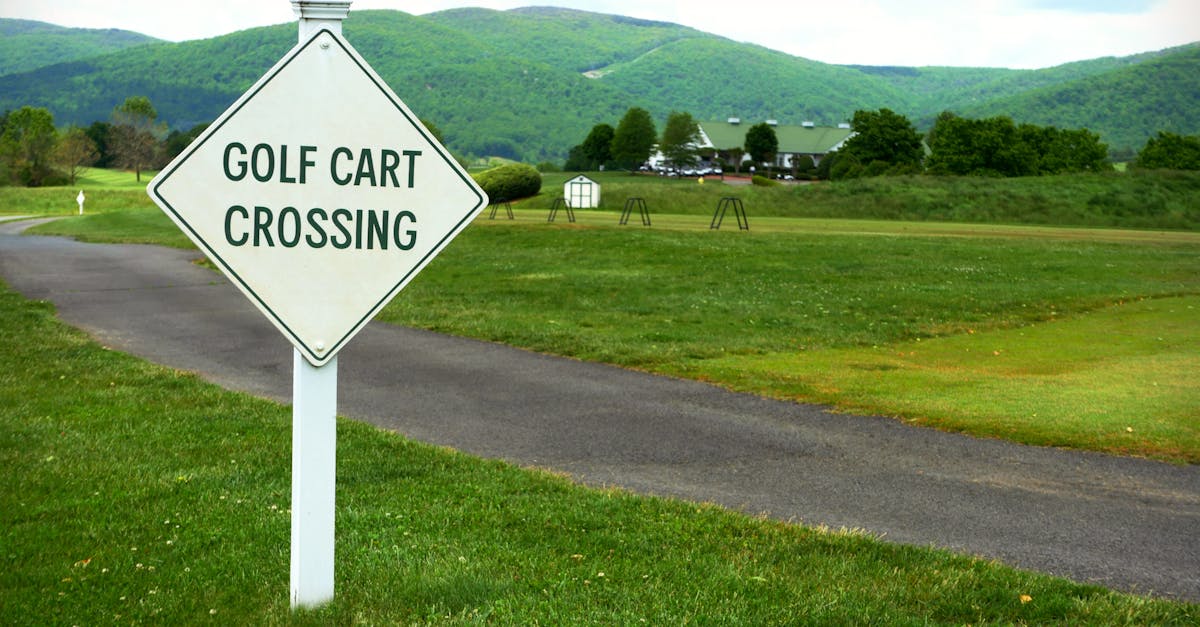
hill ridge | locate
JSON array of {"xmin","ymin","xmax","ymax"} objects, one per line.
[{"xmin": 0, "ymin": 9, "xmax": 1195, "ymax": 160}]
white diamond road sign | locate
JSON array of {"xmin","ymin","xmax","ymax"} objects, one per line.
[{"xmin": 148, "ymin": 28, "xmax": 488, "ymax": 366}]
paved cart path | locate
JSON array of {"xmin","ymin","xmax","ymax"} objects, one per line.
[{"xmin": 2, "ymin": 219, "xmax": 1197, "ymax": 601}]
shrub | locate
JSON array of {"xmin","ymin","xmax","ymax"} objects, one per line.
[
  {"xmin": 751, "ymin": 175, "xmax": 779, "ymax": 187},
  {"xmin": 1135, "ymin": 132, "xmax": 1200, "ymax": 171},
  {"xmin": 472, "ymin": 163, "xmax": 542, "ymax": 202}
]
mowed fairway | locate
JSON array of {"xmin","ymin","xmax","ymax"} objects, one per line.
[
  {"xmin": 19, "ymin": 176, "xmax": 1200, "ymax": 463},
  {"xmin": 382, "ymin": 213, "xmax": 1200, "ymax": 463}
]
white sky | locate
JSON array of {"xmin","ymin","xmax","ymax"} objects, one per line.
[{"xmin": 2, "ymin": 0, "xmax": 1198, "ymax": 69}]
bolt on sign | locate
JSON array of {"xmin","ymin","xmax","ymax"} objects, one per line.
[{"xmin": 148, "ymin": 27, "xmax": 488, "ymax": 366}]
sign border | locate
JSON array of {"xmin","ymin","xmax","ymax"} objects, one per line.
[{"xmin": 148, "ymin": 27, "xmax": 487, "ymax": 366}]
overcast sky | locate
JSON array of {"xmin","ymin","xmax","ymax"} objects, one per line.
[{"xmin": 4, "ymin": 0, "xmax": 1198, "ymax": 69}]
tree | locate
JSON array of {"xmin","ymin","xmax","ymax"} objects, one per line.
[
  {"xmin": 744, "ymin": 122, "xmax": 778, "ymax": 171},
  {"xmin": 610, "ymin": 107, "xmax": 656, "ymax": 172},
  {"xmin": 163, "ymin": 122, "xmax": 210, "ymax": 163},
  {"xmin": 724, "ymin": 147, "xmax": 746, "ymax": 174},
  {"xmin": 56, "ymin": 126, "xmax": 99, "ymax": 185},
  {"xmin": 110, "ymin": 95, "xmax": 166, "ymax": 182},
  {"xmin": 85, "ymin": 121, "xmax": 115, "ymax": 168},
  {"xmin": 1023, "ymin": 125, "xmax": 1110, "ymax": 174},
  {"xmin": 579, "ymin": 123, "xmax": 614, "ymax": 170},
  {"xmin": 659, "ymin": 111, "xmax": 700, "ymax": 170},
  {"xmin": 791, "ymin": 154, "xmax": 816, "ymax": 179},
  {"xmin": 1135, "ymin": 131, "xmax": 1200, "ymax": 170},
  {"xmin": 419, "ymin": 118, "xmax": 444, "ymax": 144},
  {"xmin": 842, "ymin": 109, "xmax": 923, "ymax": 172},
  {"xmin": 0, "ymin": 106, "xmax": 59, "ymax": 186},
  {"xmin": 928, "ymin": 112, "xmax": 1111, "ymax": 177},
  {"xmin": 563, "ymin": 144, "xmax": 590, "ymax": 171}
]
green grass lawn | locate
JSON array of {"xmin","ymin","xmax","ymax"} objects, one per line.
[
  {"xmin": 381, "ymin": 220, "xmax": 1200, "ymax": 462},
  {"xmin": 1, "ymin": 280, "xmax": 1195, "ymax": 623},
  {"xmin": 10, "ymin": 169, "xmax": 1200, "ymax": 462}
]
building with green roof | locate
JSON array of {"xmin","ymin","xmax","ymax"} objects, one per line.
[{"xmin": 698, "ymin": 118, "xmax": 854, "ymax": 170}]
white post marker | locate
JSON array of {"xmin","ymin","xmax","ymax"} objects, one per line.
[
  {"xmin": 76, "ymin": 190, "xmax": 85, "ymax": 215},
  {"xmin": 144, "ymin": 0, "xmax": 488, "ymax": 611},
  {"xmin": 288, "ymin": 2, "xmax": 346, "ymax": 610}
]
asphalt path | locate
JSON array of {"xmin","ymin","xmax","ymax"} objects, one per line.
[{"xmin": 2, "ymin": 218, "xmax": 1198, "ymax": 602}]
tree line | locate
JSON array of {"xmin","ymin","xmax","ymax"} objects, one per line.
[
  {"xmin": 5, "ymin": 96, "xmax": 1199, "ymax": 188},
  {"xmin": 562, "ymin": 107, "xmax": 1200, "ymax": 179},
  {"xmin": 0, "ymin": 96, "xmax": 207, "ymax": 187}
]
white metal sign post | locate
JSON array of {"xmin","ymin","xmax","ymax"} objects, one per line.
[{"xmin": 146, "ymin": 0, "xmax": 487, "ymax": 609}]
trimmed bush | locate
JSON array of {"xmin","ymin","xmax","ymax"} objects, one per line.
[
  {"xmin": 472, "ymin": 163, "xmax": 542, "ymax": 202},
  {"xmin": 751, "ymin": 175, "xmax": 779, "ymax": 187}
]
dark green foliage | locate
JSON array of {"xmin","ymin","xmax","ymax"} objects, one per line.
[
  {"xmin": 659, "ymin": 111, "xmax": 700, "ymax": 168},
  {"xmin": 744, "ymin": 122, "xmax": 779, "ymax": 167},
  {"xmin": 471, "ymin": 162, "xmax": 542, "ymax": 202},
  {"xmin": 1135, "ymin": 131, "xmax": 1200, "ymax": 170},
  {"xmin": 0, "ymin": 105, "xmax": 58, "ymax": 186},
  {"xmin": 162, "ymin": 122, "xmax": 209, "ymax": 163},
  {"xmin": 836, "ymin": 108, "xmax": 923, "ymax": 178},
  {"xmin": 83, "ymin": 121, "xmax": 115, "ymax": 168},
  {"xmin": 563, "ymin": 144, "xmax": 590, "ymax": 171},
  {"xmin": 611, "ymin": 106, "xmax": 657, "ymax": 170},
  {"xmin": 791, "ymin": 154, "xmax": 816, "ymax": 178},
  {"xmin": 927, "ymin": 112, "xmax": 1112, "ymax": 177},
  {"xmin": 579, "ymin": 123, "xmax": 615, "ymax": 169}
]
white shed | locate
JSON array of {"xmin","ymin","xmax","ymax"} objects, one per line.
[{"xmin": 564, "ymin": 174, "xmax": 600, "ymax": 209}]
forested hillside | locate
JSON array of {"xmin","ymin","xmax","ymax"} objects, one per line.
[
  {"xmin": 0, "ymin": 19, "xmax": 159, "ymax": 77},
  {"xmin": 1, "ymin": 9, "xmax": 1195, "ymax": 161},
  {"xmin": 961, "ymin": 44, "xmax": 1200, "ymax": 154},
  {"xmin": 426, "ymin": 6, "xmax": 706, "ymax": 73},
  {"xmin": 594, "ymin": 37, "xmax": 905, "ymax": 125}
]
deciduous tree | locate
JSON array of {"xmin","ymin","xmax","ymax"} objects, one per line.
[
  {"xmin": 110, "ymin": 95, "xmax": 166, "ymax": 182},
  {"xmin": 928, "ymin": 112, "xmax": 1111, "ymax": 176},
  {"xmin": 0, "ymin": 106, "xmax": 58, "ymax": 186},
  {"xmin": 659, "ymin": 111, "xmax": 700, "ymax": 170},
  {"xmin": 744, "ymin": 122, "xmax": 778, "ymax": 170},
  {"xmin": 1135, "ymin": 131, "xmax": 1200, "ymax": 170},
  {"xmin": 579, "ymin": 123, "xmax": 615, "ymax": 170},
  {"xmin": 56, "ymin": 126, "xmax": 99, "ymax": 185},
  {"xmin": 611, "ymin": 107, "xmax": 656, "ymax": 172},
  {"xmin": 839, "ymin": 108, "xmax": 923, "ymax": 175}
]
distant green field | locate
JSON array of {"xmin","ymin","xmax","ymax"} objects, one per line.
[{"xmin": 76, "ymin": 167, "xmax": 158, "ymax": 189}]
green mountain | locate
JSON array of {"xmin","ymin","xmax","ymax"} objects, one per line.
[
  {"xmin": 0, "ymin": 9, "xmax": 1196, "ymax": 160},
  {"xmin": 0, "ymin": 19, "xmax": 159, "ymax": 77},
  {"xmin": 425, "ymin": 6, "xmax": 708, "ymax": 74},
  {"xmin": 959, "ymin": 44, "xmax": 1200, "ymax": 154}
]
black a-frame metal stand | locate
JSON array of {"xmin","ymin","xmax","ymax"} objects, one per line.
[{"xmin": 710, "ymin": 197, "xmax": 748, "ymax": 230}]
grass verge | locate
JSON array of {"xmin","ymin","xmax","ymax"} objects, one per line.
[{"xmin": 1, "ymin": 280, "xmax": 1196, "ymax": 623}]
